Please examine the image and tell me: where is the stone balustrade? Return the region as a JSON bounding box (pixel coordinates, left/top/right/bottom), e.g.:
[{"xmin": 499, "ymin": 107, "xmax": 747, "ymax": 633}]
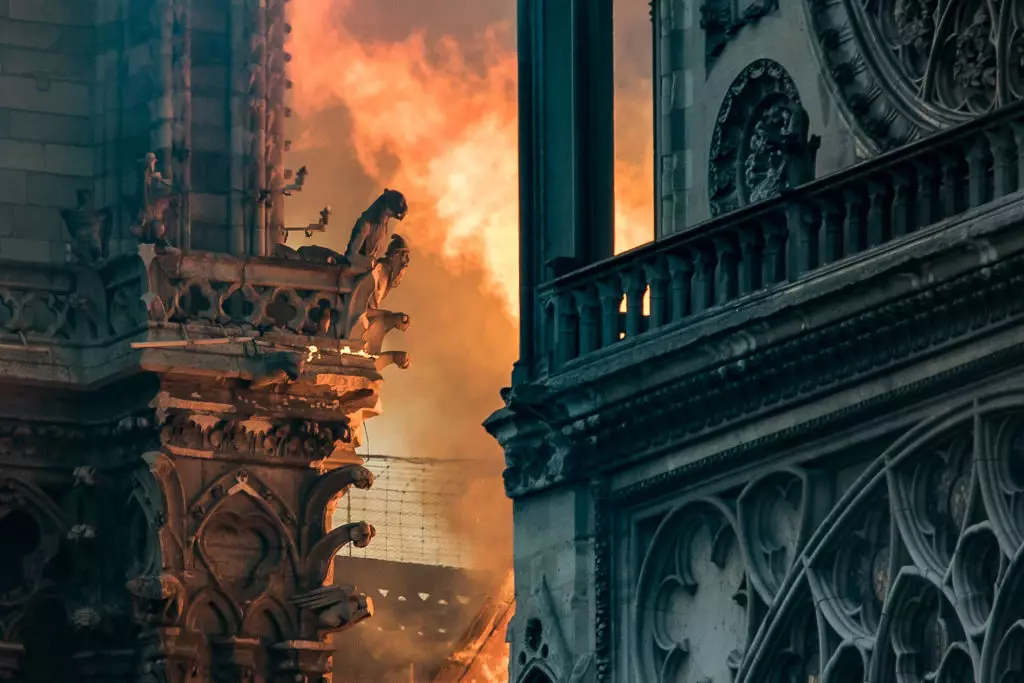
[
  {"xmin": 540, "ymin": 100, "xmax": 1024, "ymax": 373},
  {"xmin": 142, "ymin": 246, "xmax": 380, "ymax": 345},
  {"xmin": 0, "ymin": 248, "xmax": 383, "ymax": 350}
]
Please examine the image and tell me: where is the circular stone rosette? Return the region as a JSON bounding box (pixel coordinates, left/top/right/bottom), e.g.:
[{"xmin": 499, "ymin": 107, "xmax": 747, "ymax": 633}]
[{"xmin": 804, "ymin": 0, "xmax": 1024, "ymax": 152}]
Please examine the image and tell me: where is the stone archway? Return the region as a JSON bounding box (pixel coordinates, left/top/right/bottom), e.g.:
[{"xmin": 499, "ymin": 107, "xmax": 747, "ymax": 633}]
[{"xmin": 633, "ymin": 390, "xmax": 1024, "ymax": 682}]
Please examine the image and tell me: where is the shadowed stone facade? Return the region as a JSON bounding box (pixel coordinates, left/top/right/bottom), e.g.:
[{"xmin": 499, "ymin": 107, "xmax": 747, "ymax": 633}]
[
  {"xmin": 489, "ymin": 1, "xmax": 1024, "ymax": 682},
  {"xmin": 0, "ymin": 1, "xmax": 413, "ymax": 681}
]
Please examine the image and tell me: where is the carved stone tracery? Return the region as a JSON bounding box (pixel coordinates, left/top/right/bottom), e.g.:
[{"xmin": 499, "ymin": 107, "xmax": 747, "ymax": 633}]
[
  {"xmin": 631, "ymin": 394, "xmax": 1024, "ymax": 683},
  {"xmin": 805, "ymin": 0, "xmax": 1024, "ymax": 151}
]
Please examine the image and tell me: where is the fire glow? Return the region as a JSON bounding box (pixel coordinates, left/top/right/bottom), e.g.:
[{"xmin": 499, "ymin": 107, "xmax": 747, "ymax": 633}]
[
  {"xmin": 288, "ymin": 1, "xmax": 654, "ymax": 680},
  {"xmin": 289, "ymin": 0, "xmax": 655, "ymax": 316}
]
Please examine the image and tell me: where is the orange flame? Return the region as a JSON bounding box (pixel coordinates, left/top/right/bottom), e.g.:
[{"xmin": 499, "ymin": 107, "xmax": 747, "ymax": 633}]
[{"xmin": 289, "ymin": 0, "xmax": 654, "ymax": 316}]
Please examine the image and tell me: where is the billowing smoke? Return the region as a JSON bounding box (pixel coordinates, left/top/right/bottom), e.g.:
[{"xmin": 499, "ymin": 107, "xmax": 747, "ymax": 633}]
[{"xmin": 285, "ymin": 0, "xmax": 653, "ymax": 671}]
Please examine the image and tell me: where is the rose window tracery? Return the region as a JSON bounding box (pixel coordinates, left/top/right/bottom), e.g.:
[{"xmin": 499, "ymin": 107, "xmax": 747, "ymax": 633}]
[
  {"xmin": 806, "ymin": 0, "xmax": 1024, "ymax": 150},
  {"xmin": 630, "ymin": 396, "xmax": 1024, "ymax": 683}
]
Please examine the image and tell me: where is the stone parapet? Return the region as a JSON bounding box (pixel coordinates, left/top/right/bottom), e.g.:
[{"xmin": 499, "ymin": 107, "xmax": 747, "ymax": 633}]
[{"xmin": 533, "ymin": 98, "xmax": 1024, "ymax": 378}]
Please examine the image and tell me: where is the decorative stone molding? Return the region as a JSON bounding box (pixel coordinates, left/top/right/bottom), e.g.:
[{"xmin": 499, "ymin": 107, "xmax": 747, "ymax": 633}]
[
  {"xmin": 699, "ymin": 0, "xmax": 779, "ymax": 73},
  {"xmin": 709, "ymin": 59, "xmax": 818, "ymax": 216},
  {"xmin": 628, "ymin": 393, "xmax": 1024, "ymax": 682},
  {"xmin": 803, "ymin": 0, "xmax": 1024, "ymax": 152},
  {"xmin": 159, "ymin": 413, "xmax": 354, "ymax": 464}
]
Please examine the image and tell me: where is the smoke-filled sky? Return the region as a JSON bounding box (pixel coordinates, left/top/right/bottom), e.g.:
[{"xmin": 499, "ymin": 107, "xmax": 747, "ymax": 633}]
[{"xmin": 285, "ymin": 0, "xmax": 653, "ymax": 573}]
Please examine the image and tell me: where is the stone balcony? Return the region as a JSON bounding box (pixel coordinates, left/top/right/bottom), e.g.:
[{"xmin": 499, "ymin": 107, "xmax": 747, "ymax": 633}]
[
  {"xmin": 491, "ymin": 99, "xmax": 1024, "ymax": 498},
  {"xmin": 0, "ymin": 245, "xmax": 409, "ymax": 460},
  {"xmin": 539, "ymin": 99, "xmax": 1024, "ymax": 377}
]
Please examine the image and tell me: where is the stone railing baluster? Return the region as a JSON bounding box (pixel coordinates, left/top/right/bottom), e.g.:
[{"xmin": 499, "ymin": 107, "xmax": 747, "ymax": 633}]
[
  {"xmin": 575, "ymin": 286, "xmax": 601, "ymax": 356},
  {"xmin": 913, "ymin": 160, "xmax": 937, "ymax": 227},
  {"xmin": 643, "ymin": 258, "xmax": 669, "ymax": 330},
  {"xmin": 843, "ymin": 187, "xmax": 866, "ymax": 256},
  {"xmin": 866, "ymin": 180, "xmax": 890, "ymax": 248},
  {"xmin": 555, "ymin": 290, "xmax": 579, "ymax": 367},
  {"xmin": 1012, "ymin": 123, "xmax": 1024, "ymax": 195},
  {"xmin": 762, "ymin": 223, "xmax": 787, "ymax": 286},
  {"xmin": 623, "ymin": 269, "xmax": 647, "ymax": 338},
  {"xmin": 597, "ymin": 279, "xmax": 624, "ymax": 347},
  {"xmin": 940, "ymin": 154, "xmax": 963, "ymax": 218},
  {"xmin": 986, "ymin": 127, "xmax": 1015, "ymax": 199},
  {"xmin": 738, "ymin": 226, "xmax": 763, "ymax": 295},
  {"xmin": 794, "ymin": 202, "xmax": 818, "ymax": 276},
  {"xmin": 890, "ymin": 171, "xmax": 912, "ymax": 238},
  {"xmin": 966, "ymin": 136, "xmax": 991, "ymax": 209},
  {"xmin": 818, "ymin": 197, "xmax": 843, "ymax": 266},
  {"xmin": 692, "ymin": 248, "xmax": 716, "ymax": 313},
  {"xmin": 712, "ymin": 234, "xmax": 739, "ymax": 305},
  {"xmin": 666, "ymin": 254, "xmax": 693, "ymax": 323}
]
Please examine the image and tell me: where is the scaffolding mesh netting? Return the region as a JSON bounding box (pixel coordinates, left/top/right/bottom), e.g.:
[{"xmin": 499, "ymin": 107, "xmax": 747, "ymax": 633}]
[{"xmin": 330, "ymin": 455, "xmax": 494, "ymax": 569}]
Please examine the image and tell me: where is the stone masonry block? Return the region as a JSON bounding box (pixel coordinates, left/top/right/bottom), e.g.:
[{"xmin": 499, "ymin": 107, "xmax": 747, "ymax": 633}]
[
  {"xmin": 0, "ymin": 139, "xmax": 44, "ymax": 171},
  {"xmin": 0, "ymin": 169, "xmax": 27, "ymax": 204},
  {"xmin": 0, "ymin": 0, "xmax": 8, "ymax": 18},
  {"xmin": 43, "ymin": 143, "xmax": 92, "ymax": 176},
  {"xmin": 11, "ymin": 204, "xmax": 61, "ymax": 241},
  {"xmin": 0, "ymin": 204, "xmax": 12, "ymax": 236},
  {"xmin": 0, "ymin": 75, "xmax": 89, "ymax": 116},
  {"xmin": 0, "ymin": 237, "xmax": 51, "ymax": 263},
  {"xmin": 0, "ymin": 46, "xmax": 93, "ymax": 82},
  {"xmin": 0, "ymin": 107, "xmax": 9, "ymax": 137},
  {"xmin": 0, "ymin": 18, "xmax": 59, "ymax": 50},
  {"xmin": 9, "ymin": 110, "xmax": 90, "ymax": 145},
  {"xmin": 9, "ymin": 0, "xmax": 93, "ymax": 27},
  {"xmin": 25, "ymin": 171, "xmax": 84, "ymax": 208}
]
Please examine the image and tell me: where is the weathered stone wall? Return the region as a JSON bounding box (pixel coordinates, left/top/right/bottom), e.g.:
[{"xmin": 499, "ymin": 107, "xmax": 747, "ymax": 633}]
[{"xmin": 0, "ymin": 0, "xmax": 96, "ymax": 263}]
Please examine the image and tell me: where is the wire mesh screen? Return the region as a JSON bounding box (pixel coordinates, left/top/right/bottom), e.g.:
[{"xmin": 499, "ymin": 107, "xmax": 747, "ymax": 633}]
[{"xmin": 330, "ymin": 455, "xmax": 491, "ymax": 568}]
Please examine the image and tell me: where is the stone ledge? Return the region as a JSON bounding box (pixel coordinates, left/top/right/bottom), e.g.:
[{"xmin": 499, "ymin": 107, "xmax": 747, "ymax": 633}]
[{"xmin": 488, "ymin": 193, "xmax": 1024, "ymax": 497}]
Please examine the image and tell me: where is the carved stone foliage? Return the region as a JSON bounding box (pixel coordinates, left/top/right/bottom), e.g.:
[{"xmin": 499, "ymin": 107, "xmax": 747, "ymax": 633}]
[
  {"xmin": 709, "ymin": 60, "xmax": 816, "ymax": 217},
  {"xmin": 631, "ymin": 394, "xmax": 1024, "ymax": 682},
  {"xmin": 160, "ymin": 412, "xmax": 353, "ymax": 463},
  {"xmin": 804, "ymin": 0, "xmax": 1024, "ymax": 151},
  {"xmin": 700, "ymin": 0, "xmax": 779, "ymax": 72}
]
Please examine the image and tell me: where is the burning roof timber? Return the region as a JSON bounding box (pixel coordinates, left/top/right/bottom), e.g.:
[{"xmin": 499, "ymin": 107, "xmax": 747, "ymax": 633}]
[
  {"xmin": 433, "ymin": 571, "xmax": 514, "ymax": 683},
  {"xmin": 330, "ymin": 555, "xmax": 502, "ymax": 682}
]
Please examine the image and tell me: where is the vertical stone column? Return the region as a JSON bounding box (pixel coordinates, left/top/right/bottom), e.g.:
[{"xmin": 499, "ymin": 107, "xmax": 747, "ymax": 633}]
[
  {"xmin": 515, "ymin": 0, "xmax": 616, "ymax": 381},
  {"xmin": 574, "ymin": 0, "xmax": 615, "ymax": 265}
]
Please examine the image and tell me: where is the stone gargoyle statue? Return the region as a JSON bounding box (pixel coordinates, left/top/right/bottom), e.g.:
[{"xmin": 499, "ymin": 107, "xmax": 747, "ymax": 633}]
[
  {"xmin": 60, "ymin": 190, "xmax": 111, "ymax": 266},
  {"xmin": 292, "ymin": 585, "xmax": 374, "ymax": 636},
  {"xmin": 274, "ymin": 188, "xmax": 408, "ymax": 269}
]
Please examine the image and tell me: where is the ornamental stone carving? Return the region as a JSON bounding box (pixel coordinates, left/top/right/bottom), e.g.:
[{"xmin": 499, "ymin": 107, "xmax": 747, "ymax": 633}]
[
  {"xmin": 804, "ymin": 0, "xmax": 1024, "ymax": 151},
  {"xmin": 631, "ymin": 392, "xmax": 1024, "ymax": 682},
  {"xmin": 708, "ymin": 60, "xmax": 819, "ymax": 216}
]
